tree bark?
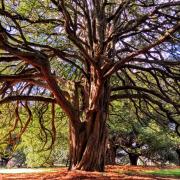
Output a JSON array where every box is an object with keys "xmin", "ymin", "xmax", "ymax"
[
  {"xmin": 128, "ymin": 153, "xmax": 139, "ymax": 166},
  {"xmin": 68, "ymin": 70, "xmax": 110, "ymax": 171},
  {"xmin": 176, "ymin": 149, "xmax": 180, "ymax": 166},
  {"xmin": 69, "ymin": 116, "xmax": 108, "ymax": 171},
  {"xmin": 106, "ymin": 139, "xmax": 117, "ymax": 165}
]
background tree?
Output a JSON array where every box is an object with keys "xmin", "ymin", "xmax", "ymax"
[
  {"xmin": 0, "ymin": 102, "xmax": 69, "ymax": 168},
  {"xmin": 0, "ymin": 0, "xmax": 179, "ymax": 171},
  {"xmin": 108, "ymin": 100, "xmax": 180, "ymax": 166},
  {"xmin": 20, "ymin": 103, "xmax": 69, "ymax": 167},
  {"xmin": 0, "ymin": 104, "xmax": 20, "ymax": 167}
]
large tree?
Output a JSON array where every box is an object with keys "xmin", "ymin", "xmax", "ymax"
[{"xmin": 0, "ymin": 0, "xmax": 179, "ymax": 171}]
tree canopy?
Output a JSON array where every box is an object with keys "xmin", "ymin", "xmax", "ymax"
[{"xmin": 0, "ymin": 0, "xmax": 179, "ymax": 171}]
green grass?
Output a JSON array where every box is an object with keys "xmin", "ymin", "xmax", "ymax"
[
  {"xmin": 144, "ymin": 169, "xmax": 180, "ymax": 177},
  {"xmin": 115, "ymin": 168, "xmax": 180, "ymax": 178}
]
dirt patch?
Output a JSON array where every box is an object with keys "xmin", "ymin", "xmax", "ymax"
[{"xmin": 0, "ymin": 166, "xmax": 179, "ymax": 180}]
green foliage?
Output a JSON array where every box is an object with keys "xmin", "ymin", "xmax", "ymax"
[
  {"xmin": 0, "ymin": 103, "xmax": 69, "ymax": 167},
  {"xmin": 109, "ymin": 99, "xmax": 180, "ymax": 165}
]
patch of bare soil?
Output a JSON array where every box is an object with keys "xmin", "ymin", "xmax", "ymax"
[{"xmin": 0, "ymin": 166, "xmax": 179, "ymax": 180}]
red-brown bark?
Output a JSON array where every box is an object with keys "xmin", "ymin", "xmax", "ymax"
[
  {"xmin": 68, "ymin": 69, "xmax": 110, "ymax": 171},
  {"xmin": 69, "ymin": 113, "xmax": 108, "ymax": 171}
]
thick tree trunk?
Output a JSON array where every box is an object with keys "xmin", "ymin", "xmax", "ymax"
[
  {"xmin": 68, "ymin": 72, "xmax": 110, "ymax": 171},
  {"xmin": 128, "ymin": 153, "xmax": 139, "ymax": 166},
  {"xmin": 69, "ymin": 116, "xmax": 108, "ymax": 171}
]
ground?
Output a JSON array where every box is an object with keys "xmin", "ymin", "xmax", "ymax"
[{"xmin": 0, "ymin": 165, "xmax": 180, "ymax": 180}]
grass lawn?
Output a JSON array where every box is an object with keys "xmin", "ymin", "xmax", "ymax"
[
  {"xmin": 143, "ymin": 168, "xmax": 180, "ymax": 177},
  {"xmin": 122, "ymin": 168, "xmax": 180, "ymax": 178}
]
